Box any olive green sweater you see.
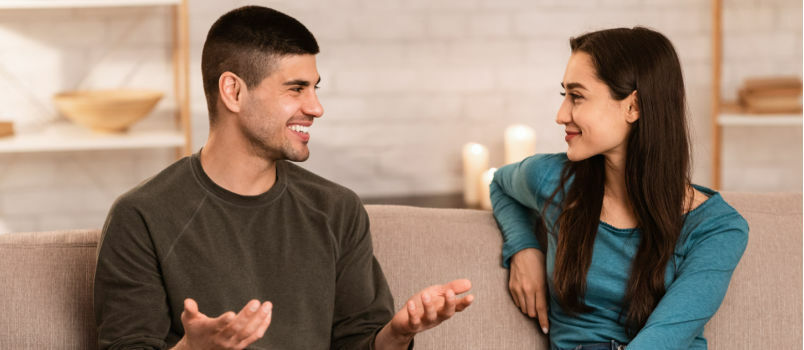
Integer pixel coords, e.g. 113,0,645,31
94,153,394,349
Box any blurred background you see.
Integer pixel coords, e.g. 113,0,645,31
0,0,800,232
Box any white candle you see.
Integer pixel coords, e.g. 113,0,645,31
462,142,489,207
479,167,497,210
504,124,536,165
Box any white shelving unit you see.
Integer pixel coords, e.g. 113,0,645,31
0,122,184,153
0,0,191,156
718,113,802,127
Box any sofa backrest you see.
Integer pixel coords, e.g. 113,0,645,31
0,229,100,350
0,192,800,349
703,192,802,349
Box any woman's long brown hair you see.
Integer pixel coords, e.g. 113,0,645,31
547,27,691,336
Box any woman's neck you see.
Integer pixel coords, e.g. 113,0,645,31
601,151,637,228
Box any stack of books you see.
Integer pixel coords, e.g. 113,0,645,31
737,76,802,114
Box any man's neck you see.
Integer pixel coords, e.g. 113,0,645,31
200,128,278,196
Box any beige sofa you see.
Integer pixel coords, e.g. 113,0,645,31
0,192,801,349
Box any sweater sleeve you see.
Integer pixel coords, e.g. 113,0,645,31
330,200,396,350
490,154,553,268
94,198,171,350
626,214,749,350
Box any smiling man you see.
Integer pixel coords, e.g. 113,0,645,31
94,6,472,350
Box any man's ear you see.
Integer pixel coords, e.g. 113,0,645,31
625,90,639,123
219,72,244,114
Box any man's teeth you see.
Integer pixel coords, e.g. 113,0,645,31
288,125,309,134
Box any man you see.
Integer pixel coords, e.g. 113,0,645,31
94,6,473,350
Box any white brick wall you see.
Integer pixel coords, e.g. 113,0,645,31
0,0,800,233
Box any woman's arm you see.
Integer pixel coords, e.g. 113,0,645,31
627,214,749,349
490,154,557,333
490,155,549,267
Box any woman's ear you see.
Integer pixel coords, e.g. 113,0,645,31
625,90,639,123
218,72,244,114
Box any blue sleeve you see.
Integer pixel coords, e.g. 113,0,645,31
490,154,558,268
626,215,749,350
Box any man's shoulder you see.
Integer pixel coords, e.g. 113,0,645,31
281,161,362,209
114,156,196,209
283,161,360,202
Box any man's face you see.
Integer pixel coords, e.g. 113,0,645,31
238,54,323,162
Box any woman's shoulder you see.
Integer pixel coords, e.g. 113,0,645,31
679,184,749,252
519,152,569,177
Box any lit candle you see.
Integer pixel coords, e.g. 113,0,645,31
462,142,489,207
504,124,536,164
479,167,497,210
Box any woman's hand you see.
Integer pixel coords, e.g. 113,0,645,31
509,248,549,334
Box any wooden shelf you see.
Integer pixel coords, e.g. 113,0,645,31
0,0,191,157
0,122,184,153
718,113,802,126
0,0,180,8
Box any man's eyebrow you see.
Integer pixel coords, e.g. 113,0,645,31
283,77,322,87
560,82,587,91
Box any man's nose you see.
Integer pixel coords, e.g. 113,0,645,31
304,92,324,118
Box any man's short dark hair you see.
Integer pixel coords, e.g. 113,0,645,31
201,6,319,123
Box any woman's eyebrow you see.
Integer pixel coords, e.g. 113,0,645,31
561,82,587,91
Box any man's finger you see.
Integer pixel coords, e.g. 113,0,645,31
255,302,274,338
236,301,272,343
224,300,262,342
454,294,474,312
438,289,457,320
443,279,472,295
407,300,422,329
236,302,274,348
421,292,437,323
182,298,199,321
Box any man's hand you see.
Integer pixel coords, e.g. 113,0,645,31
172,298,273,350
509,248,549,334
375,279,474,350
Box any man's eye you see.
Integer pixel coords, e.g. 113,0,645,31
291,87,303,92
314,85,320,90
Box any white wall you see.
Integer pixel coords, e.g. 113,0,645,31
0,0,800,232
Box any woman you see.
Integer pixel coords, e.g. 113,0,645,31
490,27,748,350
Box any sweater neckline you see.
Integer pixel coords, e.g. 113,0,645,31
597,184,720,234
189,150,286,207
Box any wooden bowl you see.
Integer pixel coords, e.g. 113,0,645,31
53,89,163,133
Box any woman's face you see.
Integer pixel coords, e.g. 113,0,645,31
556,52,637,162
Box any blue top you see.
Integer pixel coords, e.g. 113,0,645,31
490,153,749,350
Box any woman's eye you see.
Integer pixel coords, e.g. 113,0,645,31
560,91,582,102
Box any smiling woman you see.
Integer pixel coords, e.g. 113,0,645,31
490,27,748,350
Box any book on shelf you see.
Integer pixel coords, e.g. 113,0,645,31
737,76,802,114
0,121,13,138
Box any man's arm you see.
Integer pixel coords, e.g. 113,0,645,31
94,199,172,349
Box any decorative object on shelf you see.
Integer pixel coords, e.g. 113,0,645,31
504,124,536,165
0,121,13,138
462,142,489,208
53,89,164,133
737,76,802,114
479,168,497,210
